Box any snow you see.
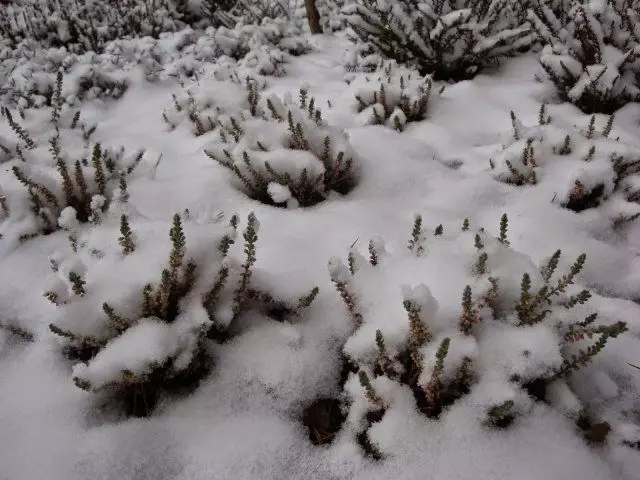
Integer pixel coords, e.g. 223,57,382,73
72,318,185,390
0,10,639,480
267,182,292,204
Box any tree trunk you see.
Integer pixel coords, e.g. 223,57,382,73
305,0,323,34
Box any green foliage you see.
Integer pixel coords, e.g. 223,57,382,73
358,370,385,408
499,213,509,246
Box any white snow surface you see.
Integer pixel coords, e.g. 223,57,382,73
0,29,639,480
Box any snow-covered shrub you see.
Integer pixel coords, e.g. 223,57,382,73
0,98,145,239
237,45,290,76
349,62,434,131
0,0,189,53
343,0,533,80
46,212,319,416
200,0,239,28
492,109,640,221
316,0,350,31
162,76,264,136
71,66,129,103
528,0,640,114
205,87,359,207
198,18,312,61
321,214,628,454
1,48,131,110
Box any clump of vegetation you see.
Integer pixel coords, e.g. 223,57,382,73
162,76,264,137
352,62,434,131
0,0,190,53
493,110,640,221
46,213,319,417
205,86,359,207
1,81,145,239
529,0,640,114
313,214,627,455
344,0,532,80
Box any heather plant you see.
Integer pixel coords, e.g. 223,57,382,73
46,212,319,417
350,61,434,131
1,101,145,239
197,17,312,62
162,76,264,136
201,0,239,28
205,87,359,207
320,214,628,455
0,0,189,53
528,0,640,113
492,110,640,220
343,0,533,80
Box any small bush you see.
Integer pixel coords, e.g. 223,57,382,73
350,61,434,131
323,215,627,454
205,87,359,207
492,110,640,222
163,76,265,136
0,99,145,239
529,0,640,114
47,212,319,417
344,0,532,80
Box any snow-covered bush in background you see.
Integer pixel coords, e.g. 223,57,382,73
0,43,78,108
1,12,311,111
528,0,640,114
492,108,640,223
347,61,435,130
203,18,311,60
322,214,629,455
0,93,146,240
200,0,240,28
0,34,196,109
0,0,189,53
343,0,533,80
315,0,350,32
46,211,320,416
205,87,359,207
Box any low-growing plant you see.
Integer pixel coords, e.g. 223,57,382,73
352,63,434,131
493,110,640,220
529,0,640,113
163,76,263,136
318,214,628,455
46,212,319,417
1,95,144,238
205,87,359,207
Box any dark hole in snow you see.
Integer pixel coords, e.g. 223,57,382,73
522,378,548,403
564,183,605,212
578,416,612,445
302,397,346,446
266,303,293,322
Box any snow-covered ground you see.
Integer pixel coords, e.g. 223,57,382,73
1,30,640,480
